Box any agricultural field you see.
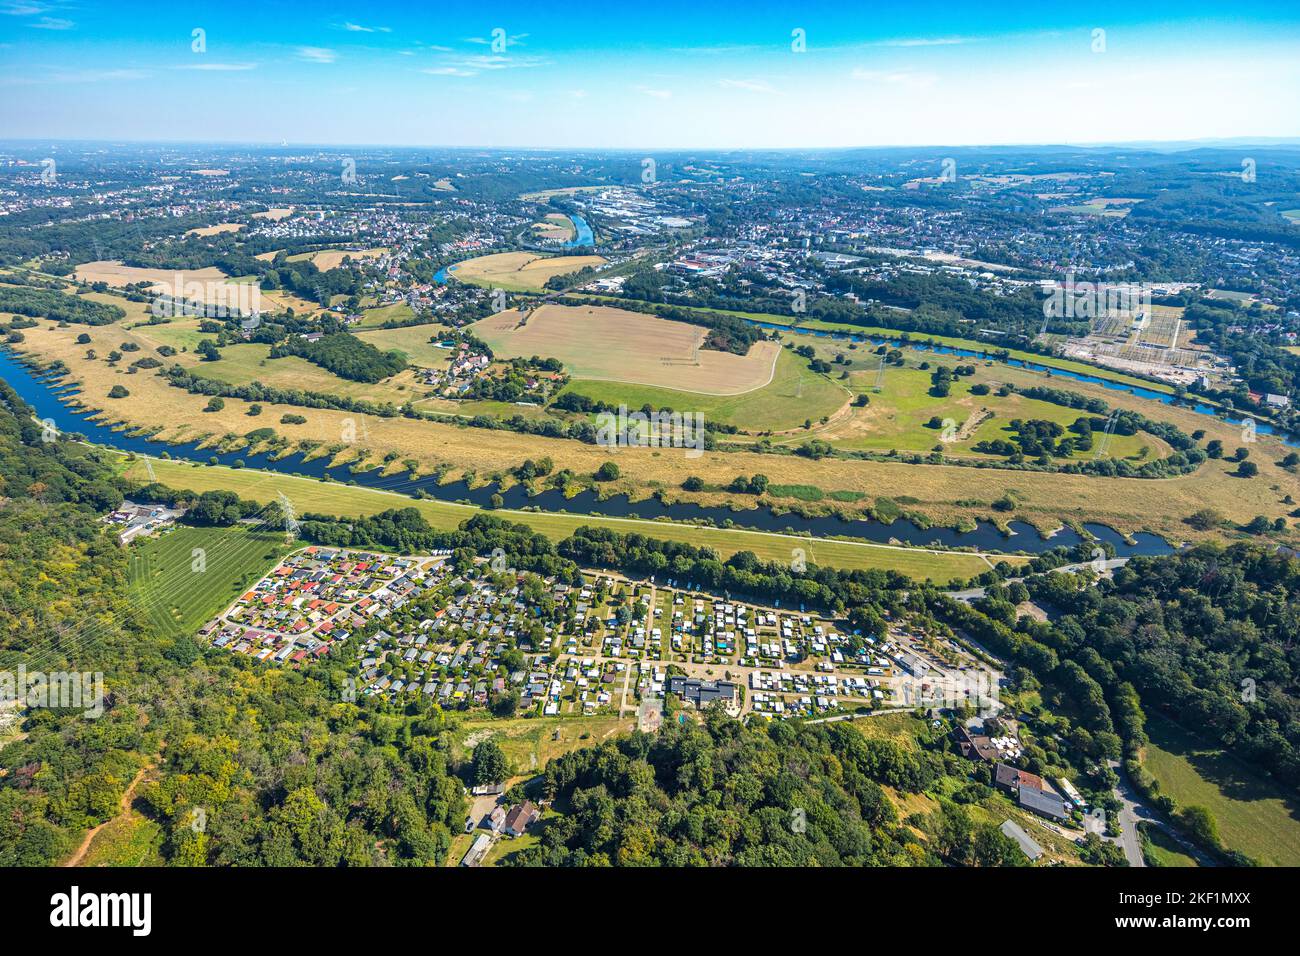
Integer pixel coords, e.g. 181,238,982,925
1143,715,1300,867
354,323,455,367
447,252,606,292
73,260,320,315
9,287,1297,544
1048,197,1143,217
566,295,1181,396
530,213,576,242
560,346,847,432
472,303,782,395
185,222,245,237
519,185,605,201
76,260,231,291
126,525,290,640
352,301,415,328
288,247,387,270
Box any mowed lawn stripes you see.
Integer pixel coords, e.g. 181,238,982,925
126,525,290,639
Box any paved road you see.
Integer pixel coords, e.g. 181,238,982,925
1108,759,1215,867
1109,759,1148,867
949,557,1130,602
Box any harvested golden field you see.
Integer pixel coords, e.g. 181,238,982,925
520,186,604,201
73,261,319,315
447,252,606,292
531,214,576,241
185,222,245,237
297,247,387,270
252,207,294,220
76,260,231,289
471,303,780,395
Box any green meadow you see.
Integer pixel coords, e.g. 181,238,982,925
1143,715,1300,867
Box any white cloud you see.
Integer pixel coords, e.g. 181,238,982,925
850,68,939,89
0,2,50,15
30,15,71,29
177,62,257,72
637,86,672,99
2,67,148,84
420,52,547,77
296,46,337,64
719,78,778,94
341,22,391,33
874,36,972,47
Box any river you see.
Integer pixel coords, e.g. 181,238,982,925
0,347,1174,558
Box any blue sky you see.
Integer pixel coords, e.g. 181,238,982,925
2,1,1298,148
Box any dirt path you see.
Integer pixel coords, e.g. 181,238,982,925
953,407,993,442
63,763,152,867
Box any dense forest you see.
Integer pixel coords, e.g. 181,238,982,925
924,541,1300,863
1026,545,1300,791
0,285,126,326
269,331,408,383
0,383,467,866
505,711,1024,867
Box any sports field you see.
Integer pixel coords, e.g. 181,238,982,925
447,252,606,292
472,303,781,395
126,525,290,640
